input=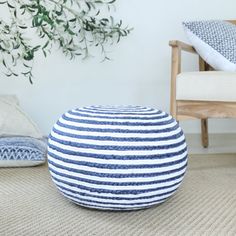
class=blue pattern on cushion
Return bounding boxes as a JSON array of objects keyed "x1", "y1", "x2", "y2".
[
  {"x1": 183, "y1": 20, "x2": 236, "y2": 64},
  {"x1": 0, "y1": 137, "x2": 46, "y2": 161}
]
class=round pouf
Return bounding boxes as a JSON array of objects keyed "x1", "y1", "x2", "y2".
[{"x1": 47, "y1": 106, "x2": 188, "y2": 211}]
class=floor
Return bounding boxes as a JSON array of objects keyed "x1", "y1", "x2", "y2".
[
  {"x1": 186, "y1": 133, "x2": 236, "y2": 154},
  {"x1": 1, "y1": 154, "x2": 236, "y2": 236}
]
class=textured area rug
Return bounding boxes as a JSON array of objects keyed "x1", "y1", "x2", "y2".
[{"x1": 0, "y1": 154, "x2": 236, "y2": 236}]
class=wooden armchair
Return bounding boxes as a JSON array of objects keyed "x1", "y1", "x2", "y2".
[{"x1": 169, "y1": 31, "x2": 236, "y2": 148}]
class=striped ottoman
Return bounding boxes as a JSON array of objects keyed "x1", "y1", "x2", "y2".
[{"x1": 47, "y1": 106, "x2": 188, "y2": 211}]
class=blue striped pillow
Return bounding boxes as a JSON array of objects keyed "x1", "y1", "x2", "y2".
[{"x1": 48, "y1": 106, "x2": 188, "y2": 210}]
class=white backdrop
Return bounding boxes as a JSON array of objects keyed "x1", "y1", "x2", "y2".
[{"x1": 0, "y1": 0, "x2": 236, "y2": 135}]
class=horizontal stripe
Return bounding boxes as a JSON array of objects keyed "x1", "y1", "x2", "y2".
[
  {"x1": 51, "y1": 133, "x2": 185, "y2": 147},
  {"x1": 77, "y1": 108, "x2": 158, "y2": 115},
  {"x1": 53, "y1": 177, "x2": 182, "y2": 198},
  {"x1": 49, "y1": 134, "x2": 186, "y2": 151},
  {"x1": 48, "y1": 138, "x2": 187, "y2": 156},
  {"x1": 88, "y1": 105, "x2": 147, "y2": 108},
  {"x1": 48, "y1": 158, "x2": 187, "y2": 179},
  {"x1": 60, "y1": 186, "x2": 175, "y2": 205},
  {"x1": 80, "y1": 106, "x2": 155, "y2": 112},
  {"x1": 47, "y1": 142, "x2": 187, "y2": 161},
  {"x1": 64, "y1": 194, "x2": 166, "y2": 210},
  {"x1": 48, "y1": 145, "x2": 187, "y2": 165},
  {"x1": 58, "y1": 117, "x2": 177, "y2": 132},
  {"x1": 60, "y1": 190, "x2": 171, "y2": 206},
  {"x1": 65, "y1": 111, "x2": 169, "y2": 123},
  {"x1": 82, "y1": 106, "x2": 152, "y2": 112},
  {"x1": 48, "y1": 150, "x2": 187, "y2": 169},
  {"x1": 61, "y1": 118, "x2": 175, "y2": 129},
  {"x1": 53, "y1": 124, "x2": 182, "y2": 139},
  {"x1": 68, "y1": 199, "x2": 158, "y2": 210},
  {"x1": 51, "y1": 127, "x2": 184, "y2": 142},
  {"x1": 49, "y1": 168, "x2": 186, "y2": 188},
  {"x1": 79, "y1": 108, "x2": 155, "y2": 116},
  {"x1": 48, "y1": 161, "x2": 187, "y2": 184},
  {"x1": 50, "y1": 170, "x2": 187, "y2": 191},
  {"x1": 50, "y1": 167, "x2": 186, "y2": 187},
  {"x1": 56, "y1": 120, "x2": 179, "y2": 134},
  {"x1": 51, "y1": 174, "x2": 184, "y2": 193},
  {"x1": 48, "y1": 153, "x2": 187, "y2": 174},
  {"x1": 86, "y1": 105, "x2": 147, "y2": 109},
  {"x1": 62, "y1": 114, "x2": 174, "y2": 126},
  {"x1": 56, "y1": 182, "x2": 180, "y2": 201},
  {"x1": 68, "y1": 110, "x2": 166, "y2": 119}
]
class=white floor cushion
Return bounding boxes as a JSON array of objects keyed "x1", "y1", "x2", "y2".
[
  {"x1": 0, "y1": 95, "x2": 42, "y2": 138},
  {"x1": 176, "y1": 71, "x2": 236, "y2": 102}
]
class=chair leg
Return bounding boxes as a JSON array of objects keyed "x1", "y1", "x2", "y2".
[{"x1": 201, "y1": 119, "x2": 209, "y2": 148}]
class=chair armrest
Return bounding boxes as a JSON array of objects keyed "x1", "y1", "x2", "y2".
[
  {"x1": 169, "y1": 40, "x2": 197, "y2": 54},
  {"x1": 169, "y1": 40, "x2": 198, "y2": 117}
]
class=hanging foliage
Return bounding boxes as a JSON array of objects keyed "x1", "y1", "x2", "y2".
[{"x1": 0, "y1": 0, "x2": 131, "y2": 83}]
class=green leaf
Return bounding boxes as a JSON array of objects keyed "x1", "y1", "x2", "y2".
[
  {"x1": 7, "y1": 2, "x2": 14, "y2": 8},
  {"x1": 2, "y1": 59, "x2": 6, "y2": 67}
]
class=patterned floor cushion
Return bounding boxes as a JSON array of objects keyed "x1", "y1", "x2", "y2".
[
  {"x1": 0, "y1": 95, "x2": 46, "y2": 167},
  {"x1": 0, "y1": 137, "x2": 47, "y2": 167}
]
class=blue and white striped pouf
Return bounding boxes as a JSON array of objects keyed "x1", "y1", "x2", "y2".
[{"x1": 47, "y1": 106, "x2": 188, "y2": 211}]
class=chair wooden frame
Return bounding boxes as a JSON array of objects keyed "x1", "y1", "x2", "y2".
[{"x1": 169, "y1": 20, "x2": 236, "y2": 148}]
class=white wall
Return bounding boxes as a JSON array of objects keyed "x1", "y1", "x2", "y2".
[{"x1": 1, "y1": 0, "x2": 236, "y2": 135}]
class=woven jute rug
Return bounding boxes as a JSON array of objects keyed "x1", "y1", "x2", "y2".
[{"x1": 0, "y1": 154, "x2": 236, "y2": 236}]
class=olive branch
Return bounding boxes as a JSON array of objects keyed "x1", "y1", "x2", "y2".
[{"x1": 0, "y1": 0, "x2": 131, "y2": 83}]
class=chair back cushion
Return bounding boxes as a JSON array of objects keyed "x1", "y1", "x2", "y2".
[{"x1": 183, "y1": 20, "x2": 236, "y2": 71}]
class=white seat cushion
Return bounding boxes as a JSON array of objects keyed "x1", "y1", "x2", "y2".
[{"x1": 176, "y1": 71, "x2": 236, "y2": 102}]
